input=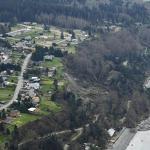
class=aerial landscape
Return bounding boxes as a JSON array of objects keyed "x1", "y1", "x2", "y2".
[{"x1": 0, "y1": 0, "x2": 150, "y2": 150}]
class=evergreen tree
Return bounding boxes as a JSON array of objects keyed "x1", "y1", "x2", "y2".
[
  {"x1": 53, "y1": 79, "x2": 58, "y2": 91},
  {"x1": 60, "y1": 31, "x2": 64, "y2": 39},
  {"x1": 71, "y1": 31, "x2": 76, "y2": 39},
  {"x1": 1, "y1": 109, "x2": 6, "y2": 119}
]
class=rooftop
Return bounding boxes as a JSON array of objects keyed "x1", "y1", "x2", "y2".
[
  {"x1": 28, "y1": 107, "x2": 36, "y2": 112},
  {"x1": 108, "y1": 128, "x2": 115, "y2": 137},
  {"x1": 126, "y1": 130, "x2": 150, "y2": 150}
]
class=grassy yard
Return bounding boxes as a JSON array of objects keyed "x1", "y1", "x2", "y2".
[
  {"x1": 41, "y1": 58, "x2": 64, "y2": 80},
  {"x1": 10, "y1": 51, "x2": 24, "y2": 64},
  {"x1": 8, "y1": 113, "x2": 40, "y2": 130},
  {"x1": 14, "y1": 28, "x2": 43, "y2": 39},
  {"x1": 11, "y1": 24, "x2": 24, "y2": 31},
  {"x1": 7, "y1": 101, "x2": 61, "y2": 130},
  {"x1": 0, "y1": 87, "x2": 15, "y2": 102},
  {"x1": 0, "y1": 134, "x2": 10, "y2": 144},
  {"x1": 58, "y1": 80, "x2": 66, "y2": 91},
  {"x1": 41, "y1": 58, "x2": 63, "y2": 68},
  {"x1": 56, "y1": 66, "x2": 64, "y2": 80},
  {"x1": 39, "y1": 98, "x2": 61, "y2": 115},
  {"x1": 6, "y1": 37, "x2": 20, "y2": 45},
  {"x1": 40, "y1": 77, "x2": 54, "y2": 93},
  {"x1": 8, "y1": 76, "x2": 18, "y2": 84},
  {"x1": 67, "y1": 45, "x2": 76, "y2": 54},
  {"x1": 7, "y1": 102, "x2": 61, "y2": 130}
]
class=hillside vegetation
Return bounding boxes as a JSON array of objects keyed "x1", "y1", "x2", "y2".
[
  {"x1": 0, "y1": 0, "x2": 149, "y2": 29},
  {"x1": 66, "y1": 28, "x2": 150, "y2": 129}
]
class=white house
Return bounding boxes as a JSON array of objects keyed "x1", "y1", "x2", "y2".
[
  {"x1": 27, "y1": 83, "x2": 40, "y2": 90},
  {"x1": 108, "y1": 128, "x2": 115, "y2": 137},
  {"x1": 44, "y1": 55, "x2": 54, "y2": 61},
  {"x1": 28, "y1": 107, "x2": 36, "y2": 112}
]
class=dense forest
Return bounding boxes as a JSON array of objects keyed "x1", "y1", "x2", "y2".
[
  {"x1": 0, "y1": 0, "x2": 149, "y2": 29},
  {"x1": 66, "y1": 28, "x2": 150, "y2": 129},
  {"x1": 0, "y1": 0, "x2": 150, "y2": 149}
]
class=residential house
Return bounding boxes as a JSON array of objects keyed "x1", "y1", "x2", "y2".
[
  {"x1": 48, "y1": 67, "x2": 56, "y2": 77},
  {"x1": 32, "y1": 96, "x2": 40, "y2": 106},
  {"x1": 71, "y1": 39, "x2": 78, "y2": 45},
  {"x1": 23, "y1": 22, "x2": 31, "y2": 25},
  {"x1": 44, "y1": 55, "x2": 54, "y2": 61},
  {"x1": 27, "y1": 82, "x2": 40, "y2": 90},
  {"x1": 108, "y1": 128, "x2": 115, "y2": 137},
  {"x1": 9, "y1": 110, "x2": 20, "y2": 118},
  {"x1": 28, "y1": 88, "x2": 36, "y2": 97},
  {"x1": 28, "y1": 107, "x2": 39, "y2": 114},
  {"x1": 0, "y1": 52, "x2": 8, "y2": 63},
  {"x1": 30, "y1": 77, "x2": 40, "y2": 82},
  {"x1": 7, "y1": 28, "x2": 30, "y2": 37}
]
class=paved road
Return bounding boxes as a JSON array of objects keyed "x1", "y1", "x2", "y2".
[
  {"x1": 71, "y1": 127, "x2": 83, "y2": 142},
  {"x1": 107, "y1": 116, "x2": 150, "y2": 150},
  {"x1": 0, "y1": 53, "x2": 32, "y2": 111},
  {"x1": 107, "y1": 128, "x2": 136, "y2": 150},
  {"x1": 18, "y1": 114, "x2": 99, "y2": 148},
  {"x1": 63, "y1": 114, "x2": 99, "y2": 150}
]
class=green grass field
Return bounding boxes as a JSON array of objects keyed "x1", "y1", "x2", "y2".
[
  {"x1": 8, "y1": 113, "x2": 40, "y2": 130},
  {"x1": 6, "y1": 37, "x2": 20, "y2": 45},
  {"x1": 10, "y1": 51, "x2": 24, "y2": 64},
  {"x1": 41, "y1": 58, "x2": 64, "y2": 80},
  {"x1": 14, "y1": 28, "x2": 43, "y2": 39},
  {"x1": 39, "y1": 98, "x2": 61, "y2": 115},
  {"x1": 41, "y1": 58, "x2": 63, "y2": 68},
  {"x1": 0, "y1": 134, "x2": 10, "y2": 144},
  {"x1": 40, "y1": 77, "x2": 54, "y2": 93},
  {"x1": 11, "y1": 24, "x2": 24, "y2": 31},
  {"x1": 8, "y1": 76, "x2": 18, "y2": 84},
  {"x1": 0, "y1": 87, "x2": 15, "y2": 102},
  {"x1": 67, "y1": 45, "x2": 76, "y2": 54}
]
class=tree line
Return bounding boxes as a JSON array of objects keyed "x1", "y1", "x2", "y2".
[
  {"x1": 32, "y1": 45, "x2": 65, "y2": 61},
  {"x1": 0, "y1": 0, "x2": 149, "y2": 29}
]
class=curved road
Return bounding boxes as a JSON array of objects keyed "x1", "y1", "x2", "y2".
[
  {"x1": 18, "y1": 114, "x2": 99, "y2": 148},
  {"x1": 64, "y1": 114, "x2": 99, "y2": 150},
  {"x1": 0, "y1": 53, "x2": 32, "y2": 111}
]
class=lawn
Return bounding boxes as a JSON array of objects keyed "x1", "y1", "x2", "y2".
[
  {"x1": 41, "y1": 58, "x2": 64, "y2": 80},
  {"x1": 0, "y1": 134, "x2": 10, "y2": 144},
  {"x1": 11, "y1": 24, "x2": 24, "y2": 31},
  {"x1": 10, "y1": 51, "x2": 24, "y2": 64},
  {"x1": 9, "y1": 113, "x2": 40, "y2": 129},
  {"x1": 40, "y1": 75, "x2": 62, "y2": 115},
  {"x1": 55, "y1": 66, "x2": 64, "y2": 80},
  {"x1": 8, "y1": 102, "x2": 61, "y2": 130},
  {"x1": 0, "y1": 87, "x2": 15, "y2": 102},
  {"x1": 67, "y1": 45, "x2": 76, "y2": 54},
  {"x1": 40, "y1": 77, "x2": 54, "y2": 93},
  {"x1": 58, "y1": 80, "x2": 66, "y2": 91},
  {"x1": 41, "y1": 58, "x2": 63, "y2": 68},
  {"x1": 8, "y1": 76, "x2": 18, "y2": 84},
  {"x1": 14, "y1": 28, "x2": 43, "y2": 39},
  {"x1": 6, "y1": 37, "x2": 20, "y2": 45},
  {"x1": 40, "y1": 98, "x2": 62, "y2": 114}
]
